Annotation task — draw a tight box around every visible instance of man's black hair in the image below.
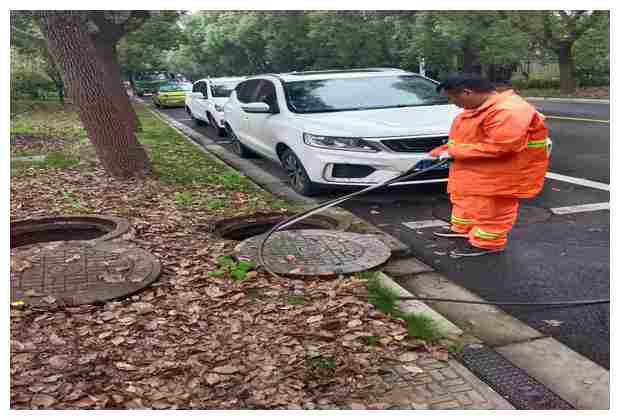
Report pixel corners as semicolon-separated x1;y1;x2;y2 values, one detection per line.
436;74;496;93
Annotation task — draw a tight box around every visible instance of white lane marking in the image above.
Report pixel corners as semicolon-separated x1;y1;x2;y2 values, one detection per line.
546;115;609;123
550;202;609;215
177;118;193;122
545;172;609;191
403;220;450;229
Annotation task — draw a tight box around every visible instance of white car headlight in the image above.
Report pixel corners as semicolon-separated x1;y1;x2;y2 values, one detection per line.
303;133;380;153
214;104;224;112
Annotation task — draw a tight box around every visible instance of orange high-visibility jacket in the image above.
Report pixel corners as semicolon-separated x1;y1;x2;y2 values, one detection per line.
431;90;550;198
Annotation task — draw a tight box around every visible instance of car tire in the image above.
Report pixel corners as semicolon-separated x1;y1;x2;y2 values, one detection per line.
281;148;320;197
207;113;227;137
229;127;254;158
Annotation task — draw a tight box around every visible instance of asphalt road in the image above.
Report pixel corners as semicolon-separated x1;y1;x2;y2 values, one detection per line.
152;99;610;370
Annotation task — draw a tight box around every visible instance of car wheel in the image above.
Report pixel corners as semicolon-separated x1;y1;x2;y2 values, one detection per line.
281;148;320;196
207;113;227;137
229;127;254;158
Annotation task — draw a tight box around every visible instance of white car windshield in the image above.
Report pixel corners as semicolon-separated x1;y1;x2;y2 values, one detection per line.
211;82;239;98
284;75;448;113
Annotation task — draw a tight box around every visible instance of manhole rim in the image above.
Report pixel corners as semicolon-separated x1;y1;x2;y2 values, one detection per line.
211;210;351;240
10;214;131;248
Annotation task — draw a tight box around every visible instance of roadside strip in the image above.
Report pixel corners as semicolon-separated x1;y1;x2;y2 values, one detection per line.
545;115;609;123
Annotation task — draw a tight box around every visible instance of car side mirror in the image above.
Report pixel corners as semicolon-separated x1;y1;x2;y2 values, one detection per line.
241;102;272;114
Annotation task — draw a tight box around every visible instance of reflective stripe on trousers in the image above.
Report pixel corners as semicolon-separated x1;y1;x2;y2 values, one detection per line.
449;194;519;250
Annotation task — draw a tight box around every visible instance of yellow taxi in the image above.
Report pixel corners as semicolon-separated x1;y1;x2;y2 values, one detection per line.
152;82;193;108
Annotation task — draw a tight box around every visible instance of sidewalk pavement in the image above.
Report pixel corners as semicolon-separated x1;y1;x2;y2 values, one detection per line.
147;102;609;410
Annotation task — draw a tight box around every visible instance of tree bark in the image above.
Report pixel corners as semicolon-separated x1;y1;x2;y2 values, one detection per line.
39;12;150;179
91;39;142;133
556;40;577;94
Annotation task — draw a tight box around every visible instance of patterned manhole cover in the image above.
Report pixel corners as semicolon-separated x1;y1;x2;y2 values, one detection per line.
234;229;392;276
10;241;161;306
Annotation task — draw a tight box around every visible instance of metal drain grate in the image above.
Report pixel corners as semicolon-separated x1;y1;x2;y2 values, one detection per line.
457;344;573;410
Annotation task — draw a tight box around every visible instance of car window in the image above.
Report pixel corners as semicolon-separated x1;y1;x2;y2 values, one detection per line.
254;80;280;112
159;84;192;92
192;81;204;93
283;75;448;113
210;81;240;98
236;80;261;104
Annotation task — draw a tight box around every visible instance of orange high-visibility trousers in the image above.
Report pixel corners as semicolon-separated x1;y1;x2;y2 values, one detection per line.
449;194;519;250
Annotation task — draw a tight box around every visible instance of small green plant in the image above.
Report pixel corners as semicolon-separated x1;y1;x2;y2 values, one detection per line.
401;313;441;341
269;199;292;210
62;191;84;210
287;296;306;305
305;355;336;377
174;191;195;209
447;342;465;355
365;277;443;342
205;198;226;210
363;335;380;346
208;255;256;282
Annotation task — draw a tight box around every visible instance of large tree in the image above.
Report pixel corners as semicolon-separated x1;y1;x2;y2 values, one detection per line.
511;10;606;93
38;11;151;178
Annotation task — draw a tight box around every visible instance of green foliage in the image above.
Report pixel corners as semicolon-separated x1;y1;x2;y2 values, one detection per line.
305;355;337;377
173;191;195;209
512;79;561;90
574;12;610;86
208;255;256;282
365;277;444;341
45;151;79;169
287;296;306;305
62;190;85;209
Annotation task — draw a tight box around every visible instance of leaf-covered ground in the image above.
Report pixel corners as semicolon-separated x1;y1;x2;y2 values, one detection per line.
10;101;449;409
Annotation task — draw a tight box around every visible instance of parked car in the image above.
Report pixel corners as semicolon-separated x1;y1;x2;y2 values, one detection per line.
131;71;176;97
152;82;193;108
185;77;245;136
223;68;461;196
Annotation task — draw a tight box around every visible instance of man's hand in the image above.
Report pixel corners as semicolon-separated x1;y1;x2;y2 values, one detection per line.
438;150;452;160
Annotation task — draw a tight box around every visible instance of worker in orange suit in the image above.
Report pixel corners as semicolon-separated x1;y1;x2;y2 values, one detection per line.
429;75;551;257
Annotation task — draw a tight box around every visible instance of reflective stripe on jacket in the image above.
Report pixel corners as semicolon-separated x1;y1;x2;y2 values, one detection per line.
431;90;549;198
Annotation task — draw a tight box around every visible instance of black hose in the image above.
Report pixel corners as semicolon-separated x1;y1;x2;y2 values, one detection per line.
256;159;610;307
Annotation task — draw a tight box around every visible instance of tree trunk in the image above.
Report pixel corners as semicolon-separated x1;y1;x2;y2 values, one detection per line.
39;12;150;179
556;40;577;94
92;39;142;133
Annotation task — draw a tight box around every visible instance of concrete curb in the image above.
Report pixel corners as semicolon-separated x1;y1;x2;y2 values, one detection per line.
525;97;610;104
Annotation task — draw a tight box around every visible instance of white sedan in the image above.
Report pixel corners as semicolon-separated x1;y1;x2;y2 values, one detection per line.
224;68;461;196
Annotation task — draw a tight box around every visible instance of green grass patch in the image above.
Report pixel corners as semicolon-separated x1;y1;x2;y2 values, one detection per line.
205;198;226;210
286;296;306;305
43;151;80;169
365;277;444;342
10;101;85;140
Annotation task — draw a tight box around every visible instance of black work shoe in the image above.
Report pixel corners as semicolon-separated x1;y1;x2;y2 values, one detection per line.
433;227;469;238
450;244;504;258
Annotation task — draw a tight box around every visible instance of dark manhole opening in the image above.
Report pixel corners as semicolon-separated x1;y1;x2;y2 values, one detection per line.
11;215;131;249
213;211;346;241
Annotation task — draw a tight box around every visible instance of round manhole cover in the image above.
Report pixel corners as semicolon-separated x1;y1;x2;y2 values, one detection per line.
10;241;161;306
234;229;392;276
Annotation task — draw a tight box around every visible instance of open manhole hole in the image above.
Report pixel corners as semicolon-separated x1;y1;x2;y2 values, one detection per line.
11;215;131;249
212;211;349;241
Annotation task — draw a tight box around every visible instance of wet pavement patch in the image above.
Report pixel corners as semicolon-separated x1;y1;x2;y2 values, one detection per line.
235;229;391;277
